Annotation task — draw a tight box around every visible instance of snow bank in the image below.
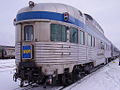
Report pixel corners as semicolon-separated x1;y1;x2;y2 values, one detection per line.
64;59;120;90
0;59;16;72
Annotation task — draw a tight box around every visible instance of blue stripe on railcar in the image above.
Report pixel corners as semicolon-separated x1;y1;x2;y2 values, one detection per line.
17;11;84;28
17;11;64;22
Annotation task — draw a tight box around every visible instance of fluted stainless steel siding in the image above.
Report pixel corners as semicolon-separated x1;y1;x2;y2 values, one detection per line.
34;42;88;64
15;43;21;66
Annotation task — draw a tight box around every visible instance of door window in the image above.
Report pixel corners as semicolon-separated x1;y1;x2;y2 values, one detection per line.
24;25;34;41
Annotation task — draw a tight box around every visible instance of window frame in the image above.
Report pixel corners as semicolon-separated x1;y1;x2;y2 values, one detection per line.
101;41;104;50
80;30;85;45
70;27;78;44
88;34;92;47
50;24;67;42
93;37;96;47
24;25;34;41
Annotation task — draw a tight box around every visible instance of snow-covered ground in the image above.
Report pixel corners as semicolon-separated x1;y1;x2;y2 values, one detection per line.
1;59;120;90
0;59;19;90
0;59;63;90
64;59;120;90
0;59;15;72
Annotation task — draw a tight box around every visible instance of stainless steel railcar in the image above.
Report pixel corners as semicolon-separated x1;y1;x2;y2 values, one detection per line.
0;46;15;59
13;1;119;86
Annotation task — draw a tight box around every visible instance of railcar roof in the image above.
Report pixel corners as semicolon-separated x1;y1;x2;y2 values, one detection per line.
17;3;109;44
18;3;81;19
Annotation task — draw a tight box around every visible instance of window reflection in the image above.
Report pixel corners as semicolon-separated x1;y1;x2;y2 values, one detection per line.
50;24;67;42
70;27;78;43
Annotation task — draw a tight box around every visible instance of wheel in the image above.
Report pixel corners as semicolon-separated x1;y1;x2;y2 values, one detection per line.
52;76;56;86
20;80;24;87
72;66;83;81
62;75;67;86
62;74;72;86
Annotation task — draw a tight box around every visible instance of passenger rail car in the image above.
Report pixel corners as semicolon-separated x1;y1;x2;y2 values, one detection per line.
13;1;120;86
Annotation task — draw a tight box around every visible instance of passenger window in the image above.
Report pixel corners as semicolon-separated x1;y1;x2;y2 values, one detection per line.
101;42;104;50
80;31;85;45
93;37;95;47
50;24;67;42
79;10;83;17
24;25;34;41
105;44;107;50
70;27;78;43
88;34;92;46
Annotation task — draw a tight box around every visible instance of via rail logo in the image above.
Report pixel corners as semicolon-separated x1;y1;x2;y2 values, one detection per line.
22;45;32;59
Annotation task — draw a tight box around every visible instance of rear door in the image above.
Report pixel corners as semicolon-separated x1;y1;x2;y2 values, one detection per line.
21;23;35;61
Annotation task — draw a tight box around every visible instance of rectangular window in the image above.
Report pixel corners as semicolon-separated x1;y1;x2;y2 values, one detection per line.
88;34;92;46
80;31;85;45
105;44;107;50
50;24;67;42
101;42;104;50
70;27;78;43
24;25;34;41
93;37;95;47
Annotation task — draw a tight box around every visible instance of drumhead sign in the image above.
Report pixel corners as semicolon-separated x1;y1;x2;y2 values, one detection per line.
22;45;32;59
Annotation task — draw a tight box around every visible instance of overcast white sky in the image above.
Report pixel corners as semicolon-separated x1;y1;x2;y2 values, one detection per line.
0;0;120;49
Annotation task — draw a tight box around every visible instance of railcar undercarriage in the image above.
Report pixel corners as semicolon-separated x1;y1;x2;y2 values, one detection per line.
13;61;99;88
13;62;44;87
